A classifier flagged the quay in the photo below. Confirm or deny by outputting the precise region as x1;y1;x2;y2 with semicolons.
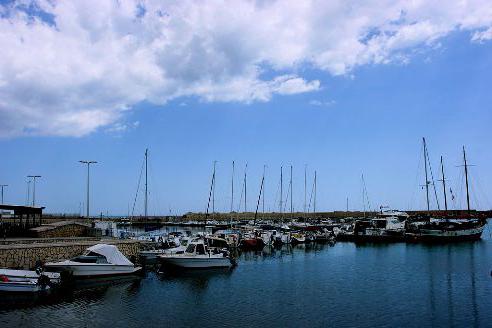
0;238;141;270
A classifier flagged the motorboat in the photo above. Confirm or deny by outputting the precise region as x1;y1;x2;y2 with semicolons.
353;216;406;242
158;239;234;268
45;244;142;278
0;268;60;292
241;231;265;249
291;232;306;244
140;237;193;260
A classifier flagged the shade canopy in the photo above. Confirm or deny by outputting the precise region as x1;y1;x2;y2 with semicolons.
86;244;133;266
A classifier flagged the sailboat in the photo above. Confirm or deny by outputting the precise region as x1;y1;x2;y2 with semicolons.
405;140;487;242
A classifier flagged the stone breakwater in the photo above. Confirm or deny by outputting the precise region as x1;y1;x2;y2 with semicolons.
0;239;141;270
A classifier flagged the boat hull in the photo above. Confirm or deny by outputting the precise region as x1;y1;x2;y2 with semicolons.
44;263;142;278
0;281;48;293
159;257;231;268
405;226;485;242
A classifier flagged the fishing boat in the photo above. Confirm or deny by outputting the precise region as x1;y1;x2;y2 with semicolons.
353;216;406;242
0;269;60;292
158;239;234;268
45;244;142;278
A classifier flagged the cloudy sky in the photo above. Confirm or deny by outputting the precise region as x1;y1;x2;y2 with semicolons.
1;0;491;215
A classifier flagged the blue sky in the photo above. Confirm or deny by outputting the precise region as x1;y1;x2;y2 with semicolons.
1;1;491;215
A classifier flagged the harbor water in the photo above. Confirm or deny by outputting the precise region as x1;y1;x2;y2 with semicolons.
1;223;491;328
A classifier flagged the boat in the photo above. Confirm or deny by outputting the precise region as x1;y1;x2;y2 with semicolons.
44;244;142;278
291;232;306;244
353;216;406;242
0;269;60;293
241;231;265;249
140;237;193;260
158;239;234;268
406;217;486;242
405;140;487;242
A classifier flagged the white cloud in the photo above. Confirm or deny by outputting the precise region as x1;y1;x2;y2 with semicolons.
472;27;492;42
0;0;492;137
309;100;336;107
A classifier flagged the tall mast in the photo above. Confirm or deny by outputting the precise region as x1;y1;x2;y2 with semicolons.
262;165;266;215
144;148;148;219
304;165;307;215
212;161;216;218
362;174;366;218
313;171;317;214
206;161;216;218
244;163;247;212
231;161;234;213
254;169;265;225
463;146;471;213
280;166;283;215
290;165;293;218
440;156;448;212
423;137;430;213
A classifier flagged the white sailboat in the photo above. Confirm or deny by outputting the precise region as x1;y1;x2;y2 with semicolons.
45;244;142;278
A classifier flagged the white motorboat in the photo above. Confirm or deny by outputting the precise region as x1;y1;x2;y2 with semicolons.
140;237;193;260
291;232;306;244
0;269;60;293
45;244;142;278
158;240;234;268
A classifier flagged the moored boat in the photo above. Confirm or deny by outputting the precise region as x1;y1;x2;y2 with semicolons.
158;239;234;268
0;269;60;293
45;244;142;278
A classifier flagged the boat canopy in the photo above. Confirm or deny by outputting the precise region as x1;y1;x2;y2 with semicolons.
85;244;133;266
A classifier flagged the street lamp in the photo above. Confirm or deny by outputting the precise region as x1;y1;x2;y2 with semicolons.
0;184;7;205
27;175;41;206
79;161;97;218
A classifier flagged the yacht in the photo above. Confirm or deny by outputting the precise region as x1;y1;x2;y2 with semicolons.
45;244;142;278
158;239;234;268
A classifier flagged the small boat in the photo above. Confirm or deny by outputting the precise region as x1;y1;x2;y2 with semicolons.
0;269;60;293
45;244;142;278
291;232;306;244
241;232;265;249
140;237;193;260
159;239;234;268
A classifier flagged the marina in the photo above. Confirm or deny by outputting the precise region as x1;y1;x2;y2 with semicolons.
0;226;491;327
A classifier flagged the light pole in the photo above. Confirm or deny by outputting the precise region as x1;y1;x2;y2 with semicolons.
0;184;7;205
27;175;41;206
79;161;97;218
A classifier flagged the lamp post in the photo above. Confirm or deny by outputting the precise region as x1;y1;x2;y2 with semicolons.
79;161;97;218
27;175;41;206
0;184;7;205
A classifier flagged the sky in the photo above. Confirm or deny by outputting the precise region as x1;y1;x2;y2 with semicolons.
0;0;491;216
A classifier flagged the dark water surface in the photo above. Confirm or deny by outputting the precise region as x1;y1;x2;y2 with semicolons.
1;224;491;328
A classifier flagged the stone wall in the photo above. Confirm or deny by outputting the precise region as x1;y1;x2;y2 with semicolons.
0;239;141;270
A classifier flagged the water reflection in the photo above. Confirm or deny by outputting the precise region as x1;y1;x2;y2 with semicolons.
0;278;142;312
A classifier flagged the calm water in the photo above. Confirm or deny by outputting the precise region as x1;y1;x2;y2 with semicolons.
1;223;491;328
